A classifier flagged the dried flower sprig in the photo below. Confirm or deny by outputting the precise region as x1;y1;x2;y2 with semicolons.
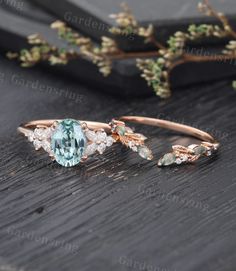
109;3;155;43
198;0;236;38
233;81;236;90
137;58;170;98
223;40;236;55
8;0;236;97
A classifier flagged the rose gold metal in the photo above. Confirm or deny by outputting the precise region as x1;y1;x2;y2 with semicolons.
119;116;219;166
18;118;155;166
119;116;217;143
18;119;112;136
18;116;219;167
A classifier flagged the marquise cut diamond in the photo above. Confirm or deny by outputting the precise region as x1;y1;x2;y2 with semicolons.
85;130;97;142
96;131;107;143
97;143;106;154
84;143;97;156
33;139;42;150
106;136;114;147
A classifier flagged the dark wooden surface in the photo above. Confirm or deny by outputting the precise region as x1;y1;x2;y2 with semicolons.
0;52;236;271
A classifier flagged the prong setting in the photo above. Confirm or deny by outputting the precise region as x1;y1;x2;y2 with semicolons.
158;142;219;167
110;119;153;160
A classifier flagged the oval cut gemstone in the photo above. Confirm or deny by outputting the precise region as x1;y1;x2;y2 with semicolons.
51;119;87;167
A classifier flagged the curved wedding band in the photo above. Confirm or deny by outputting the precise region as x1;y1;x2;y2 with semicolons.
18;116;219;167
119;116;219;166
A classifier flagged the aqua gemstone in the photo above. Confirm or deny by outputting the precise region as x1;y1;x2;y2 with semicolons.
51;119;87;167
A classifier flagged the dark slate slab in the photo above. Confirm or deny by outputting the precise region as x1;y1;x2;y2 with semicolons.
0;52;236;271
0;0;236;97
31;0;236;49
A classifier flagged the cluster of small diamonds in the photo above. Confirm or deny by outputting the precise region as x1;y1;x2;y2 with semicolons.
27;124;115;159
84;129;114;157
27;127;54;155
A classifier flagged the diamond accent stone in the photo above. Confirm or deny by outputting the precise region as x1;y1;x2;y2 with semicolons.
206;150;212;156
106;136;114;147
33;139;42;150
181;155;188;162
42;141;51;153
96;131;107;143
175;158;182;165
30;127;54;153
128;141;138;152
84;143;97;156
44;128;53;139
28;131;34;142
97;143;106;154
34;128;45;140
32;127;53;142
85;130;97;142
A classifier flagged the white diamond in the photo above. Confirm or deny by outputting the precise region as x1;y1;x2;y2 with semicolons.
128;141;133;148
96;131;107;143
28;131;34;142
33;139;42;150
44;128;53;139
85;130;97;142
175;158;182;165
188;144;198;150
97;143;106;154
106;136;114;147
84;143;97;156
42;141;51;153
128;141;138;152
213;144;219;150
206;150;212;156
34;128;45;140
181;155;188;162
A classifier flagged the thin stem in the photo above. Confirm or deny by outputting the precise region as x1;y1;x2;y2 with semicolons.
169;52;236;71
149;34;166;50
63;49;236;65
204;0;236;39
184;53;236;62
109;50;160;60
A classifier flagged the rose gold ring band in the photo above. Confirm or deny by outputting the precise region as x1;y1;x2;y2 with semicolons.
18;119;112;136
18;116;219;167
119;116;217;143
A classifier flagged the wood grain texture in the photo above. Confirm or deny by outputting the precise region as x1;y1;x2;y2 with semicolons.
0;54;235;271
